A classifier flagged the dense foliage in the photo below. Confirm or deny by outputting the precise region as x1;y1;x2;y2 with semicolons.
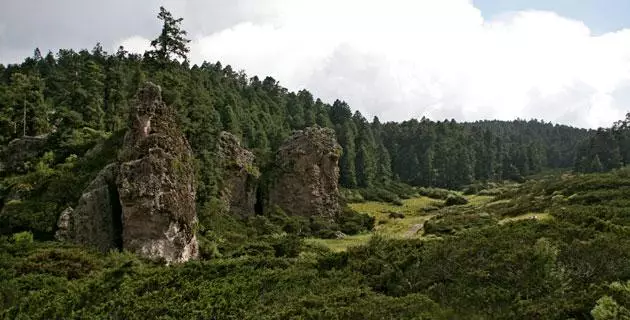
4;170;630;318
574;113;630;173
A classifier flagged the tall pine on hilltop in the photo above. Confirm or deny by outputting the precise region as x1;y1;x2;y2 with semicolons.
147;6;191;65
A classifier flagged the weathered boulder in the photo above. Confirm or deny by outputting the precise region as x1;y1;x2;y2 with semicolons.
54;207;73;241
269;126;342;219
116;82;198;263
0;135;49;175
217;131;259;216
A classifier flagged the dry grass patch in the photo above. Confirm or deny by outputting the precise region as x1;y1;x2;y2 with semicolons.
498;212;551;225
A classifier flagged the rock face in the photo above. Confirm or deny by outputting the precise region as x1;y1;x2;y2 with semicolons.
56;163;122;251
269;126;343;219
217;131;259;216
54;207;73;241
116;82;198;263
0;135;49;175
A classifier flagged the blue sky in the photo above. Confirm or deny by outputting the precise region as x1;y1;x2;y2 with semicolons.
475;0;630;34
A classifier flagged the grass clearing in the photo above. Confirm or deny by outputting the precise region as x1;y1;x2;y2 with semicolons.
308;197;440;251
350;196;438;237
305;234;372;252
466;195;495;206
311;194;506;252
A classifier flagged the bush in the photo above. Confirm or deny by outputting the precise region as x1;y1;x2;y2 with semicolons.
445;194;468;206
424;213;496;236
359;188;401;204
234;242;276;257
350;182;417;205
463;182;501;195
388;212;405;219
263;205;311;235
340;188;365;203
417;187;452;200
270;234;303;258
197;236;222;259
422;206;441;213
310;217;339;238
11;231;33;245
337;207;375;235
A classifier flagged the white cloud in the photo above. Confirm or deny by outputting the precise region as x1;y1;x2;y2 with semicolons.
151;0;630;128
117;36;151;56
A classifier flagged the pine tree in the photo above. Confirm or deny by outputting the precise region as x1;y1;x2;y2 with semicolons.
338;120;358;188
453;146;474;187
148;7;191;64
375;142;393;184
353;112;377;187
417;149;435;186
218;104;241;137
8;73;50;137
590;154;604;173
77;60;106;129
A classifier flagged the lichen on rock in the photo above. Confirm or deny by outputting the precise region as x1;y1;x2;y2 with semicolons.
269;126;342;219
116;82;198;263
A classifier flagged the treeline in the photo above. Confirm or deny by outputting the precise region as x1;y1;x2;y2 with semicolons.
574;114;630;173
0;47;594;192
380;118;589;188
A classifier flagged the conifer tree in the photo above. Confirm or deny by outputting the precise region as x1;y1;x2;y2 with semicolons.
148;7;191;64
8;73;49;137
590;154;604;173
338;120;358;188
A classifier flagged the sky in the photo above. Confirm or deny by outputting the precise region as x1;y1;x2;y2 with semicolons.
2;1;630;129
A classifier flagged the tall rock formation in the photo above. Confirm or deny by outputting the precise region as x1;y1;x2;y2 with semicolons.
53;83;198;263
116;83;198;263
217;131;259;216
269;126;343;219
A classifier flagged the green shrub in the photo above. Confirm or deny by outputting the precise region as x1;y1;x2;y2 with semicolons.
424;213;496;236
270;234;303;258
340;188;365;203
417;187;452;200
350;182;416;205
11;231;33;245
234;242;276;257
309;216;338;238
337;207;375;235
197;236;222;259
445;194;468;206
359;188;401;204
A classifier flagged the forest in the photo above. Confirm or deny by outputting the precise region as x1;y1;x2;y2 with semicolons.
2;7;630;319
